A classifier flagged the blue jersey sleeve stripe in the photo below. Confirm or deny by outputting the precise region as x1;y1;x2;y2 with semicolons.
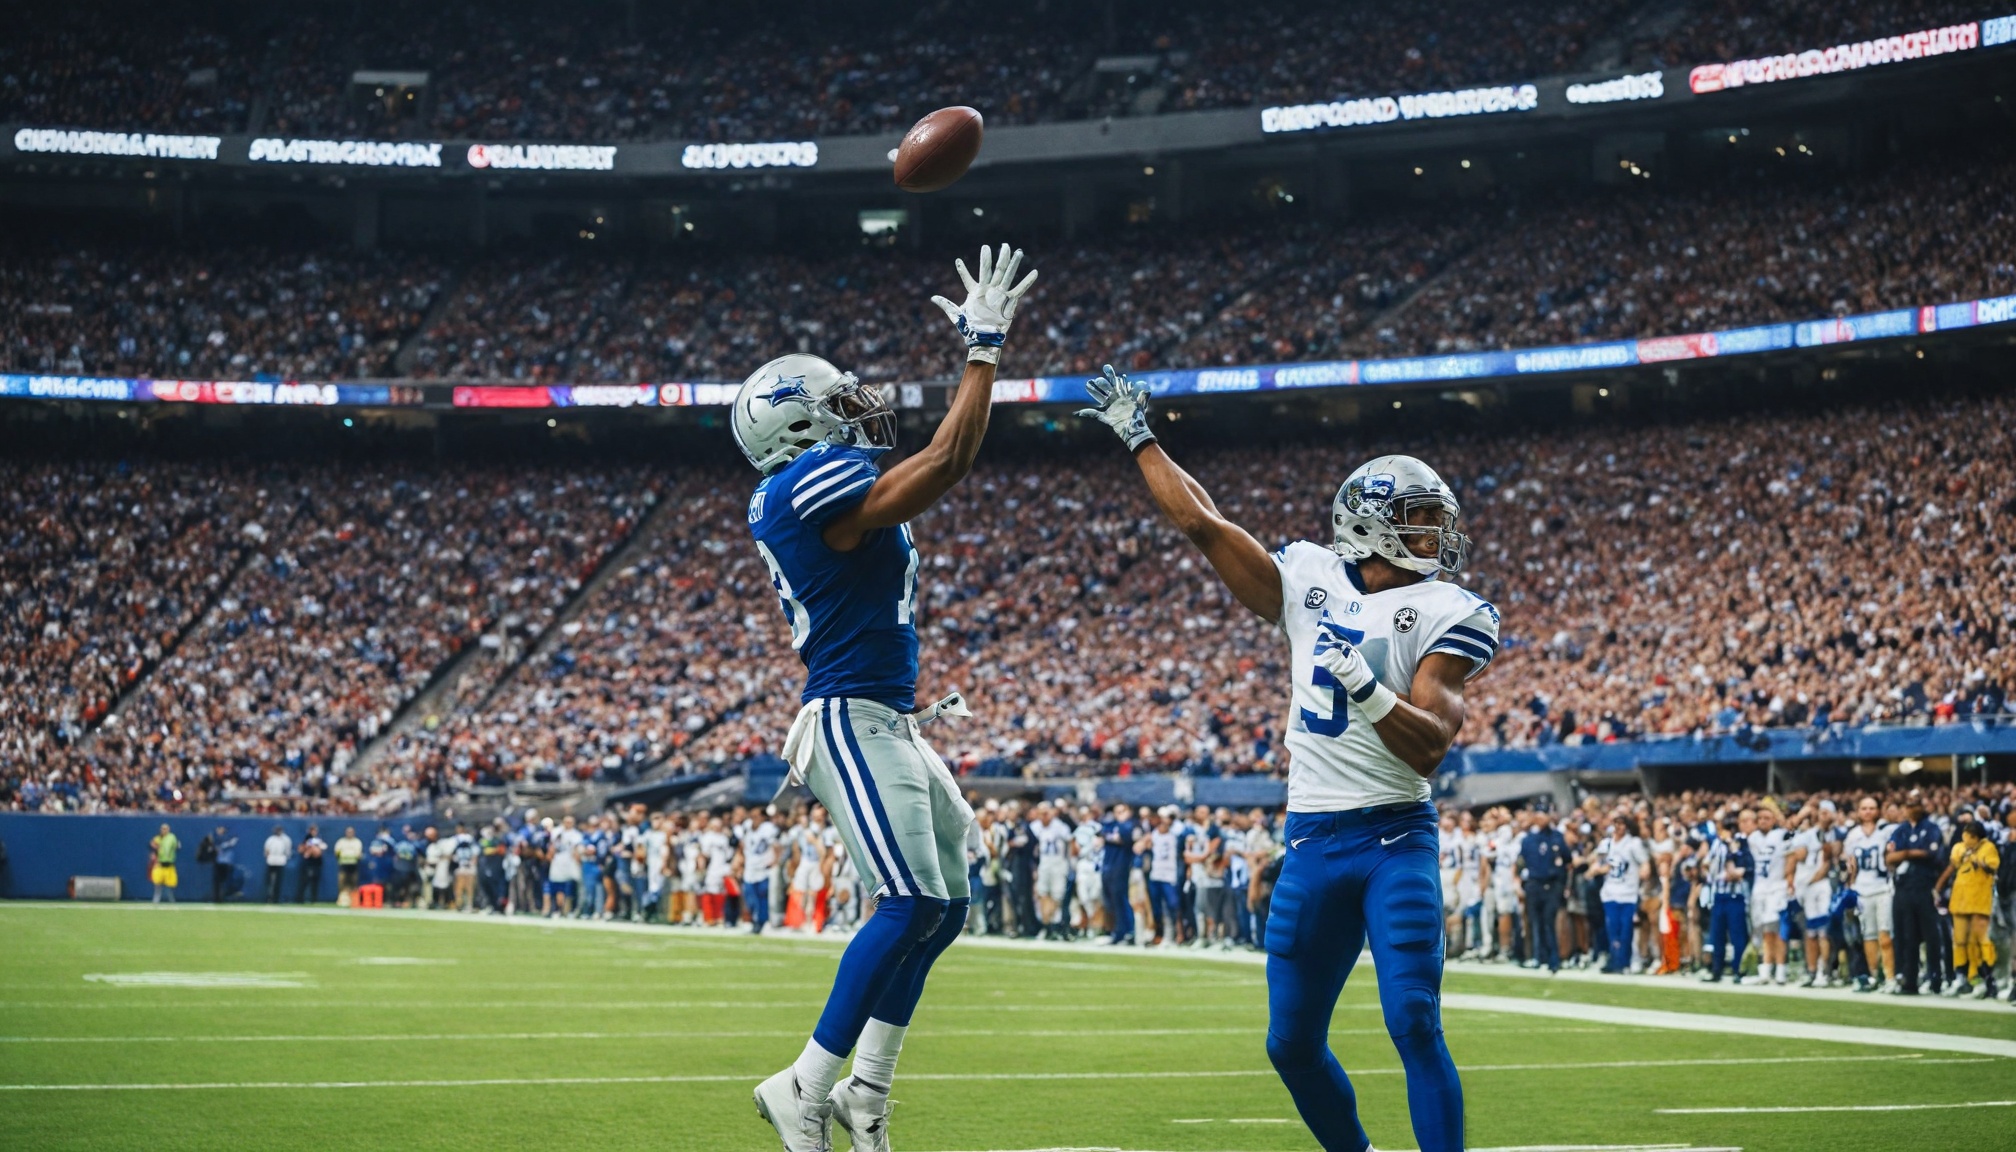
792;455;855;492
796;474;876;521
792;463;867;510
1429;636;1493;663
1442;623;1498;651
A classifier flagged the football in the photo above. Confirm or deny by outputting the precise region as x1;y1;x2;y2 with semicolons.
893;105;983;192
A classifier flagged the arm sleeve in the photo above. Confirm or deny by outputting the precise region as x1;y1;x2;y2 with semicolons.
788;447;880;527
1426;596;1501;679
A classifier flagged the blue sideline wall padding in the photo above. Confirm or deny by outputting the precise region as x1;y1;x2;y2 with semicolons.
0;812;439;902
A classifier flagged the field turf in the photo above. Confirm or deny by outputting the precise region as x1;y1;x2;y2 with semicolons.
2;903;2012;1151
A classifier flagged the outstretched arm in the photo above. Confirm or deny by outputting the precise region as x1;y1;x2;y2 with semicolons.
1079;366;1283;622
824;244;1038;551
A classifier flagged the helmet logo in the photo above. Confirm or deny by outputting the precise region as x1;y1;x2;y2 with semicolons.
762;375;810;404
1393;606;1419;633
1362;474;1396;502
1303;588;1328;609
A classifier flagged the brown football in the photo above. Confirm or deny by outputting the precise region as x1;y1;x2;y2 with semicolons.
894;106;984;193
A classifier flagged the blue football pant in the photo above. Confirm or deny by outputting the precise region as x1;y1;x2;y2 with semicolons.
1708;895;1749;980
1602;900;1636;973
1265;804;1462;1152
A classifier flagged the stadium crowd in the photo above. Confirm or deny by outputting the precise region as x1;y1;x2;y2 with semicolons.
4;0;1992;142
5;382;2012;814
6;149;2016;387
0;243;447;381
11;463;659;813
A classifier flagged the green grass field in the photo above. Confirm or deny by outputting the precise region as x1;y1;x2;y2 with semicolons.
2;903;2012;1151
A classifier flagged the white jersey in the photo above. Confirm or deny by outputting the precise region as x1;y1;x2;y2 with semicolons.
1455;832;1482;883
1748;828;1788;890
1149;829;1180;884
1033;819;1071;864
548;828;583;882
700;831;733;889
1843;824;1894;896
1789;828;1828;890
1489;830;1522;893
1273;541;1499;812
1071;821;1103;868
1597;835;1650;903
742;821;778;882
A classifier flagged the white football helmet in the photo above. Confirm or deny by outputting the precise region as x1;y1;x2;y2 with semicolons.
731;353;895;473
1331;454;1471;575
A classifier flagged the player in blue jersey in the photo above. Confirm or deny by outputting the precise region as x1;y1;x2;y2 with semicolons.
1079;366;1494;1152
739;243;1038;1152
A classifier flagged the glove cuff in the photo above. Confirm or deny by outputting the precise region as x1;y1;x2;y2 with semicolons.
1122;428;1157;452
966;346;1002;365
1356;682;1399;724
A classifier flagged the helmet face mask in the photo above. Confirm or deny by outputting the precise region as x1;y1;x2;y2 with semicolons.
1332;455;1471;575
732;353;894;472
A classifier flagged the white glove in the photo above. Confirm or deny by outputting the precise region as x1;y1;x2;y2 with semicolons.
1075;363;1156;452
931;243;1038;365
1313;609;1376;695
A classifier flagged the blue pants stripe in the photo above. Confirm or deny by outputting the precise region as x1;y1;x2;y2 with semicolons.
821;701;900;896
838;699;922;898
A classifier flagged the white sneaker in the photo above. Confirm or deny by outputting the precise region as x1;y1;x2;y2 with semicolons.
753;1067;833;1152
829;1075;892;1152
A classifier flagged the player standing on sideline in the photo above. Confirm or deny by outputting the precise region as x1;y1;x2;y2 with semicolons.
1078;366;1493;1152
1032;802;1072;939
739;244;1038;1152
1843;796;1897;991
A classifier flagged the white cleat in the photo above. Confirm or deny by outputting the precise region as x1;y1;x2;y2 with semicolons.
830;1075;894;1152
754;1067;834;1152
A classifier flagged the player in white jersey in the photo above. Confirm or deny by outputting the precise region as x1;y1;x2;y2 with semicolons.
1081;367;1491;1152
1746;805;1790;984
1785;805;1835;985
644;817;672;923
1486;811;1524;961
1448;814;1484;958
1842;796;1897;991
700;817;734;927
1591;814;1650;974
1030;804;1073;939
743;814;781;934
1071;809;1106;937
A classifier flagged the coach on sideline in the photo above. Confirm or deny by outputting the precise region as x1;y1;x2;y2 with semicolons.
1520;808;1568;972
1888;795;1946;995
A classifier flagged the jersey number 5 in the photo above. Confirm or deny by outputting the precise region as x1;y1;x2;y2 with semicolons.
1302;622;1365;738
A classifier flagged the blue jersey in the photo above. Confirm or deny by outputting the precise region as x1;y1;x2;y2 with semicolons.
749;443;920;710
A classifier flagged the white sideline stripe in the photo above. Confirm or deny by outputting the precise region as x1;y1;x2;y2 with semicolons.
1660;1100;2016;1115
1444;993;2016;1058
1444;957;2016;1015
0;1053;1970;1092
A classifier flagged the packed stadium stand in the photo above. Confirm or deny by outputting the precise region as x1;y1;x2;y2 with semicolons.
1;0;1999;141
6;381;2012;814
6;144;2016;385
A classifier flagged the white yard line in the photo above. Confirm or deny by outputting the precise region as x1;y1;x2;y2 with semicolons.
1659;1100;2016;1114
1443;993;2016;1058
0;1052;1970;1092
